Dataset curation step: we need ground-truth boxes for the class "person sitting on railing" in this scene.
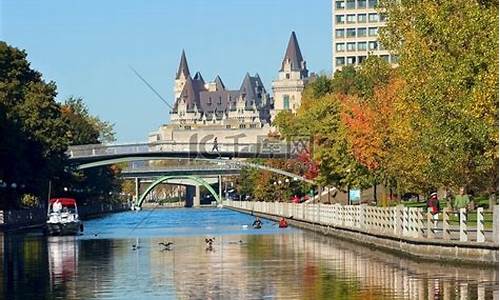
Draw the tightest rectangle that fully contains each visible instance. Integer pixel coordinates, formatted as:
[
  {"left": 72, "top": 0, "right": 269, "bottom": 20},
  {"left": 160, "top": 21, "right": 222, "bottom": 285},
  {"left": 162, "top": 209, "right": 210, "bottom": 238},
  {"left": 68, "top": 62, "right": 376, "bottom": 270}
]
[{"left": 427, "top": 192, "right": 440, "bottom": 227}]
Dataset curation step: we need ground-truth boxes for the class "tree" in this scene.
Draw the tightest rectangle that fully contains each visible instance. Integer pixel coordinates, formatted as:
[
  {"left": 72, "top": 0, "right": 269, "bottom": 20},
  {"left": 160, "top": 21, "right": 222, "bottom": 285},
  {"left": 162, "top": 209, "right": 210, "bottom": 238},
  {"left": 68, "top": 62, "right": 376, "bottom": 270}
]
[
  {"left": 0, "top": 42, "right": 120, "bottom": 208},
  {"left": 380, "top": 0, "right": 499, "bottom": 193},
  {"left": 61, "top": 98, "right": 120, "bottom": 203},
  {"left": 0, "top": 42, "right": 69, "bottom": 208}
]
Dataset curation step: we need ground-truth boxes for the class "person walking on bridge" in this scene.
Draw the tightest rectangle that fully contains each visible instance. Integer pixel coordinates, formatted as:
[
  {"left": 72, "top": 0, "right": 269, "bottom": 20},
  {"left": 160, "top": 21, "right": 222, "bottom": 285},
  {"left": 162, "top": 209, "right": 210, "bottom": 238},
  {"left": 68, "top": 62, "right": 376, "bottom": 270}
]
[
  {"left": 212, "top": 137, "right": 221, "bottom": 158},
  {"left": 212, "top": 137, "right": 219, "bottom": 152}
]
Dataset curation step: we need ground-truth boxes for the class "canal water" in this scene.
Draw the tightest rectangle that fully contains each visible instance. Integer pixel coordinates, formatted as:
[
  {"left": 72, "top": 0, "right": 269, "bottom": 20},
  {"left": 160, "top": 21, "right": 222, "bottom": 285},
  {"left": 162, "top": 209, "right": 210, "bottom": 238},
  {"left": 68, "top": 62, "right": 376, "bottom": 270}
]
[{"left": 0, "top": 208, "right": 498, "bottom": 299}]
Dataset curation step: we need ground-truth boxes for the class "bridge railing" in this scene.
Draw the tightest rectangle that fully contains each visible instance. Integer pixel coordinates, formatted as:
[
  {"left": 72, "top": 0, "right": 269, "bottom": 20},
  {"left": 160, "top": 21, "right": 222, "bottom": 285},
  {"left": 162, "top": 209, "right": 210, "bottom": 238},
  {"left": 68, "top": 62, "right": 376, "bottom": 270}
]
[
  {"left": 67, "top": 140, "right": 300, "bottom": 159},
  {"left": 121, "top": 163, "right": 242, "bottom": 173},
  {"left": 223, "top": 200, "right": 499, "bottom": 245}
]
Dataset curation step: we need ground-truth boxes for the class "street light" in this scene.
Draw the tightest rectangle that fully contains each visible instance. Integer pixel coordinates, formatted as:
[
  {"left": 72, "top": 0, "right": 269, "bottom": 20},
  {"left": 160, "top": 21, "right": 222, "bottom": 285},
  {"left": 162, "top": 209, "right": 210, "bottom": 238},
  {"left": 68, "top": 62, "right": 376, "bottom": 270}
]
[{"left": 63, "top": 187, "right": 68, "bottom": 192}]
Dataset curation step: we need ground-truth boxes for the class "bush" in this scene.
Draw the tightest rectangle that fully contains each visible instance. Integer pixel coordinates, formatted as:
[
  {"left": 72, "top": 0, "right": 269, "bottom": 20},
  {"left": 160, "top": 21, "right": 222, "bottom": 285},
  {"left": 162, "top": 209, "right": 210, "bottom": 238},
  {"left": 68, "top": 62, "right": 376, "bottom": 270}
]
[{"left": 21, "top": 194, "right": 39, "bottom": 208}]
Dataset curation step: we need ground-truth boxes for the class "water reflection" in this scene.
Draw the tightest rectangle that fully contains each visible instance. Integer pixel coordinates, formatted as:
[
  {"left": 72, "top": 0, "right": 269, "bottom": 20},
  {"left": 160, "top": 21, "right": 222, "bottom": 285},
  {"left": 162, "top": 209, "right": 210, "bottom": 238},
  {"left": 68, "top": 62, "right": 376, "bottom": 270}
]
[{"left": 0, "top": 209, "right": 498, "bottom": 299}]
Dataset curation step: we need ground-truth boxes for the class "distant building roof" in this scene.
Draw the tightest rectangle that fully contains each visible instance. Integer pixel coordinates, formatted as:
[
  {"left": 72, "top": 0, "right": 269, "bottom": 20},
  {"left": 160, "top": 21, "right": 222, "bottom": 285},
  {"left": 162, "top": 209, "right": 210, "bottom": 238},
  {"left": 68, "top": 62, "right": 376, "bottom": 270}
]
[
  {"left": 280, "top": 31, "right": 308, "bottom": 77},
  {"left": 176, "top": 50, "right": 190, "bottom": 79},
  {"left": 214, "top": 75, "right": 226, "bottom": 91},
  {"left": 193, "top": 71, "right": 204, "bottom": 82}
]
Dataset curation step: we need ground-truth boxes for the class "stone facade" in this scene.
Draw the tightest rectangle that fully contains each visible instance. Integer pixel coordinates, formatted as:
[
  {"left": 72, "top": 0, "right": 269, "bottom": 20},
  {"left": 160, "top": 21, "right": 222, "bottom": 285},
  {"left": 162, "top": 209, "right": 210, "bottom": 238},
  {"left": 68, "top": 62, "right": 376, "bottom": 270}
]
[{"left": 151, "top": 32, "right": 310, "bottom": 143}]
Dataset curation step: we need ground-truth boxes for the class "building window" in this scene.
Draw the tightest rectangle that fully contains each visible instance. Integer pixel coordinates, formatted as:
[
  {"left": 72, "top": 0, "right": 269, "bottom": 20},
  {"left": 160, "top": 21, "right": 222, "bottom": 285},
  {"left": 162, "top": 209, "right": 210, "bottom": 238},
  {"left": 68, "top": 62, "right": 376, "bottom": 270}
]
[
  {"left": 369, "top": 41, "right": 378, "bottom": 50},
  {"left": 369, "top": 13, "right": 379, "bottom": 22},
  {"left": 346, "top": 14, "right": 356, "bottom": 23},
  {"left": 346, "top": 28, "right": 356, "bottom": 38},
  {"left": 379, "top": 13, "right": 387, "bottom": 22},
  {"left": 346, "top": 0, "right": 355, "bottom": 9},
  {"left": 283, "top": 95, "right": 290, "bottom": 110},
  {"left": 368, "top": 27, "right": 378, "bottom": 36},
  {"left": 391, "top": 55, "right": 400, "bottom": 63},
  {"left": 380, "top": 55, "right": 390, "bottom": 62},
  {"left": 335, "top": 15, "right": 345, "bottom": 24},
  {"left": 286, "top": 73, "right": 290, "bottom": 79},
  {"left": 357, "top": 27, "right": 367, "bottom": 37},
  {"left": 368, "top": 0, "right": 378, "bottom": 8},
  {"left": 336, "top": 43, "right": 346, "bottom": 52},
  {"left": 335, "top": 0, "right": 345, "bottom": 9},
  {"left": 335, "top": 29, "right": 345, "bottom": 38},
  {"left": 358, "top": 42, "right": 367, "bottom": 51},
  {"left": 357, "top": 14, "right": 367, "bottom": 23},
  {"left": 347, "top": 56, "right": 356, "bottom": 65},
  {"left": 239, "top": 124, "right": 246, "bottom": 129},
  {"left": 358, "top": 56, "right": 367, "bottom": 64},
  {"left": 347, "top": 42, "right": 356, "bottom": 51},
  {"left": 379, "top": 42, "right": 385, "bottom": 50},
  {"left": 336, "top": 57, "right": 346, "bottom": 66},
  {"left": 357, "top": 0, "right": 367, "bottom": 8}
]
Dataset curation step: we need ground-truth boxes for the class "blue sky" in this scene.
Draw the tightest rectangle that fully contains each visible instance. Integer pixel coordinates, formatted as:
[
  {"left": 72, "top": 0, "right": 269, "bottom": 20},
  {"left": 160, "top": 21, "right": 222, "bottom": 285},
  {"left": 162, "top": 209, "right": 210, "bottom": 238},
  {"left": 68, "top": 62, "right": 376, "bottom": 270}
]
[{"left": 1, "top": 0, "right": 331, "bottom": 142}]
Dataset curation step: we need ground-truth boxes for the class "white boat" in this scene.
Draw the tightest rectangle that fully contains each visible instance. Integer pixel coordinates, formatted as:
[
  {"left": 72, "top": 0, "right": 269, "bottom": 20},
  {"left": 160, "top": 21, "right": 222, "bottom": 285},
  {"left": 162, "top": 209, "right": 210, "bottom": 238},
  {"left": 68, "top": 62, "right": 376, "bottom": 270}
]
[{"left": 46, "top": 198, "right": 83, "bottom": 236}]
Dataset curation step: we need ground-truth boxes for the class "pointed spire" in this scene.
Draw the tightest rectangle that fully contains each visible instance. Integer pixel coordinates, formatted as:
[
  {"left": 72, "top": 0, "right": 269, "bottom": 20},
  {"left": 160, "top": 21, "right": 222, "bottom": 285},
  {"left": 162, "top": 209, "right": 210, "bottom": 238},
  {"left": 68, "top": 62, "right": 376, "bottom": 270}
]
[
  {"left": 193, "top": 71, "right": 204, "bottom": 83},
  {"left": 280, "top": 31, "right": 307, "bottom": 75},
  {"left": 214, "top": 75, "right": 225, "bottom": 90},
  {"left": 176, "top": 50, "right": 190, "bottom": 79}
]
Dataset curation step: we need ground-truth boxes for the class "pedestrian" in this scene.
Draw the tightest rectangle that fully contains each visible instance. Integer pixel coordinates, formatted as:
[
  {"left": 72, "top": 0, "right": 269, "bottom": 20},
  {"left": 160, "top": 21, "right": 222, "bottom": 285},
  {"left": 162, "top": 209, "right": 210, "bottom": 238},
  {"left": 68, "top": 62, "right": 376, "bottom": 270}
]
[
  {"left": 453, "top": 187, "right": 470, "bottom": 212},
  {"left": 427, "top": 192, "right": 440, "bottom": 227},
  {"left": 212, "top": 137, "right": 219, "bottom": 152}
]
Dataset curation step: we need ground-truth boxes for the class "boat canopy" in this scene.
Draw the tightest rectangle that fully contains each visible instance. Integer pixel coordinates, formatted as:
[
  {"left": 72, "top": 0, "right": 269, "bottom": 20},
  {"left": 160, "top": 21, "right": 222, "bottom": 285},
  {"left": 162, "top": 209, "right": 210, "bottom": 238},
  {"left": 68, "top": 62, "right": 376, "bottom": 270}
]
[{"left": 49, "top": 198, "right": 77, "bottom": 206}]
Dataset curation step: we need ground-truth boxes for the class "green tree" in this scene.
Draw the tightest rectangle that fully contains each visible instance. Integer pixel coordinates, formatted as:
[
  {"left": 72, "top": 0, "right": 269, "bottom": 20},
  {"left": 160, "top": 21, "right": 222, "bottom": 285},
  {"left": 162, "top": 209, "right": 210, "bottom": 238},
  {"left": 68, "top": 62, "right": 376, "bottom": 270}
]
[
  {"left": 380, "top": 0, "right": 499, "bottom": 193},
  {"left": 61, "top": 98, "right": 120, "bottom": 203},
  {"left": 0, "top": 42, "right": 68, "bottom": 208}
]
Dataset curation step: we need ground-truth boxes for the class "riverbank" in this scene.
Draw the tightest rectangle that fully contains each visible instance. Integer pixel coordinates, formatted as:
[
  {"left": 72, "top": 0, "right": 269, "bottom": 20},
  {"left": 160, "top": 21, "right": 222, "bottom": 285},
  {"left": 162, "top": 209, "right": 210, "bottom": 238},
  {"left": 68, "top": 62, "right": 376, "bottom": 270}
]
[
  {"left": 224, "top": 201, "right": 499, "bottom": 267},
  {"left": 0, "top": 202, "right": 129, "bottom": 231}
]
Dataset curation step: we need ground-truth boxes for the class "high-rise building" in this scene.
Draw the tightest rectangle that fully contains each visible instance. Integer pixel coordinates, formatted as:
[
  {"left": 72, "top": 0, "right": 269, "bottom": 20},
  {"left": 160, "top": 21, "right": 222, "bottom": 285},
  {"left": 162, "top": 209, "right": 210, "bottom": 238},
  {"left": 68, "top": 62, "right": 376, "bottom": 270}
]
[{"left": 331, "top": 0, "right": 398, "bottom": 72}]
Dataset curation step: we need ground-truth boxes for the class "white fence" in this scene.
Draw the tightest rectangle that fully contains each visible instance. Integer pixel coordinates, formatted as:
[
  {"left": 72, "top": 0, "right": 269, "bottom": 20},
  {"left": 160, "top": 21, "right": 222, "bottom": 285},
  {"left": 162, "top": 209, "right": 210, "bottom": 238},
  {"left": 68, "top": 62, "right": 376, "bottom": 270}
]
[{"left": 223, "top": 200, "right": 498, "bottom": 244}]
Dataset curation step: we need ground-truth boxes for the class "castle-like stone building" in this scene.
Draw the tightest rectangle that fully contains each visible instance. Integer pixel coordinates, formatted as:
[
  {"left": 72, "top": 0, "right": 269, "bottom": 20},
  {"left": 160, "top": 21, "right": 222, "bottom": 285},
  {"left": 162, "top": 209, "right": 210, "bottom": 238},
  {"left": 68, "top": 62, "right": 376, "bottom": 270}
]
[
  {"left": 149, "top": 32, "right": 310, "bottom": 143},
  {"left": 170, "top": 50, "right": 272, "bottom": 129},
  {"left": 272, "top": 31, "right": 310, "bottom": 117}
]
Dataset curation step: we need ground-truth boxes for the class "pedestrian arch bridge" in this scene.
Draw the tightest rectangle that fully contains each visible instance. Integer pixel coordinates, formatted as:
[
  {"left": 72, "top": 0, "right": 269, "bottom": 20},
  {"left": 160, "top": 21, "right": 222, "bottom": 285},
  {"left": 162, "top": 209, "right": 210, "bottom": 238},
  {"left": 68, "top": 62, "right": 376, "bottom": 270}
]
[
  {"left": 137, "top": 175, "right": 220, "bottom": 208},
  {"left": 67, "top": 140, "right": 295, "bottom": 162}
]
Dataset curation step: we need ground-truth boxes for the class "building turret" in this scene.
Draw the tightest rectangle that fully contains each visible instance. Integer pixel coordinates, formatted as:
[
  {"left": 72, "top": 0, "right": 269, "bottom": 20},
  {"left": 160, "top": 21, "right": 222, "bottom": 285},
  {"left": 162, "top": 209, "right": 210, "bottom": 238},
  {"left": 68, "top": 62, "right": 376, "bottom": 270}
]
[
  {"left": 272, "top": 31, "right": 309, "bottom": 118},
  {"left": 174, "top": 50, "right": 191, "bottom": 100}
]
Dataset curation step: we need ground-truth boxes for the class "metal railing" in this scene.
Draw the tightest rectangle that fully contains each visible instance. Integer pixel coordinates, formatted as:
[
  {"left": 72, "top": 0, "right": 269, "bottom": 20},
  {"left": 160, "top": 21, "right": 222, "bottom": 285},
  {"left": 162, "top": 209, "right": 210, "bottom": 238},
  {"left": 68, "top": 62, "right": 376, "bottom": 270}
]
[{"left": 67, "top": 141, "right": 295, "bottom": 159}]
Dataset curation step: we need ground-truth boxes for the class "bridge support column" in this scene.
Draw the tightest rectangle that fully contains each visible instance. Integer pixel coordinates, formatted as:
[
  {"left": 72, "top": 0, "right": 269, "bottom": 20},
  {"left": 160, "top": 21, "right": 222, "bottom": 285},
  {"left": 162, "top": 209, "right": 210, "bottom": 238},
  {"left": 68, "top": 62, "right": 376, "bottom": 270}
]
[
  {"left": 218, "top": 175, "right": 222, "bottom": 203},
  {"left": 135, "top": 178, "right": 140, "bottom": 203},
  {"left": 194, "top": 185, "right": 200, "bottom": 207}
]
